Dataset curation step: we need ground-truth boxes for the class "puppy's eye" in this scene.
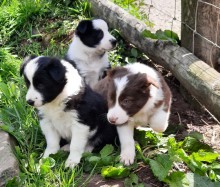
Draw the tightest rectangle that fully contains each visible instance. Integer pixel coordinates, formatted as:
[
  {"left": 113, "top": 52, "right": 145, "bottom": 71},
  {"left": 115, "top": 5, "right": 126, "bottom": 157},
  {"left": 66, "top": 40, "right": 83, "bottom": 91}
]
[
  {"left": 97, "top": 30, "right": 104, "bottom": 39},
  {"left": 37, "top": 83, "right": 44, "bottom": 90},
  {"left": 121, "top": 98, "right": 132, "bottom": 106},
  {"left": 24, "top": 78, "right": 30, "bottom": 88}
]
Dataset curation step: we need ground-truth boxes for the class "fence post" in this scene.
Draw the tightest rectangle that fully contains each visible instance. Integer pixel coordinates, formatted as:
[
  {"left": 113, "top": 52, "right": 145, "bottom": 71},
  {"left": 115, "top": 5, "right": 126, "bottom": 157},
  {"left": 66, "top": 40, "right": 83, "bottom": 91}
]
[{"left": 181, "top": 0, "right": 220, "bottom": 72}]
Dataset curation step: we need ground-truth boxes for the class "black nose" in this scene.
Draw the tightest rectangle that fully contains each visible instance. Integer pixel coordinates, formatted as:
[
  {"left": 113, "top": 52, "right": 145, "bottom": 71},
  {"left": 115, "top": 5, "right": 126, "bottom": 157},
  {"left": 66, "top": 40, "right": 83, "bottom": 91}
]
[
  {"left": 27, "top": 100, "right": 34, "bottom": 106},
  {"left": 110, "top": 39, "right": 117, "bottom": 47}
]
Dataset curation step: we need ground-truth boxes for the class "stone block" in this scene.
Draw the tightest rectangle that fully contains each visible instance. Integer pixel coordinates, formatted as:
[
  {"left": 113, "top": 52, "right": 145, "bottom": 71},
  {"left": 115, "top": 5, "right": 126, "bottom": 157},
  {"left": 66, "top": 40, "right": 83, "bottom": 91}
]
[{"left": 0, "top": 130, "right": 19, "bottom": 187}]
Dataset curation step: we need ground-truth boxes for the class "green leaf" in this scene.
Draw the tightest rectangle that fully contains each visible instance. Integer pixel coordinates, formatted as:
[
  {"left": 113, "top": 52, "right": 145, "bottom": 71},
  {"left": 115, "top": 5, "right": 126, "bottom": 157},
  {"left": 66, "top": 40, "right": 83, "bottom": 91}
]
[
  {"left": 149, "top": 154, "right": 173, "bottom": 181},
  {"left": 185, "top": 172, "right": 220, "bottom": 187},
  {"left": 164, "top": 30, "right": 179, "bottom": 41},
  {"left": 188, "top": 131, "right": 203, "bottom": 140},
  {"left": 141, "top": 30, "right": 157, "bottom": 39},
  {"left": 100, "top": 144, "right": 114, "bottom": 158},
  {"left": 192, "top": 151, "right": 219, "bottom": 163},
  {"left": 39, "top": 157, "right": 55, "bottom": 175},
  {"left": 181, "top": 137, "right": 213, "bottom": 153},
  {"left": 134, "top": 129, "right": 160, "bottom": 147},
  {"left": 164, "top": 171, "right": 189, "bottom": 187},
  {"left": 101, "top": 166, "right": 130, "bottom": 179},
  {"left": 131, "top": 48, "right": 138, "bottom": 58},
  {"left": 88, "top": 156, "right": 101, "bottom": 163},
  {"left": 124, "top": 173, "right": 144, "bottom": 187},
  {"left": 0, "top": 82, "right": 10, "bottom": 98}
]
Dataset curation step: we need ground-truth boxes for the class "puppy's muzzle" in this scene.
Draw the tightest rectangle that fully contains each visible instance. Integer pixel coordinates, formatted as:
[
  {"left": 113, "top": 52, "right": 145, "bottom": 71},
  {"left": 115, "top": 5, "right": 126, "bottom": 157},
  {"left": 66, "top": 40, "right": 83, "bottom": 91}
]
[{"left": 27, "top": 99, "right": 34, "bottom": 106}]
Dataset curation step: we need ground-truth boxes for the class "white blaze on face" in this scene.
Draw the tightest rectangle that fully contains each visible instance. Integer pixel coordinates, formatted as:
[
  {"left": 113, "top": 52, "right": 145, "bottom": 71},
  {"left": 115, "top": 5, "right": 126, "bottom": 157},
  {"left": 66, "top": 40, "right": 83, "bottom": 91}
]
[
  {"left": 24, "top": 58, "right": 44, "bottom": 107},
  {"left": 92, "top": 19, "right": 116, "bottom": 51},
  {"left": 107, "top": 76, "right": 130, "bottom": 125}
]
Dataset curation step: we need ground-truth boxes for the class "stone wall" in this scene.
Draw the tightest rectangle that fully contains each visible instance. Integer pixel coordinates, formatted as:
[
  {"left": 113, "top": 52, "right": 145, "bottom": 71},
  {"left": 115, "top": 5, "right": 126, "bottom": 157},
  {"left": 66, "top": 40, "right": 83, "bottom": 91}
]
[{"left": 181, "top": 0, "right": 220, "bottom": 72}]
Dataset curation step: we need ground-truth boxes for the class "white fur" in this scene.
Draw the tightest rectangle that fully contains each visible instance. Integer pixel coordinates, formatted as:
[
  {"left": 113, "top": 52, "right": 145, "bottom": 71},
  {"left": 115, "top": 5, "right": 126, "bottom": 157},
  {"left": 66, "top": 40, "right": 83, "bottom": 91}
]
[
  {"left": 116, "top": 125, "right": 135, "bottom": 165},
  {"left": 66, "top": 19, "right": 116, "bottom": 88},
  {"left": 107, "top": 76, "right": 129, "bottom": 124},
  {"left": 107, "top": 62, "right": 171, "bottom": 165},
  {"left": 24, "top": 59, "right": 94, "bottom": 168},
  {"left": 25, "top": 57, "right": 44, "bottom": 107}
]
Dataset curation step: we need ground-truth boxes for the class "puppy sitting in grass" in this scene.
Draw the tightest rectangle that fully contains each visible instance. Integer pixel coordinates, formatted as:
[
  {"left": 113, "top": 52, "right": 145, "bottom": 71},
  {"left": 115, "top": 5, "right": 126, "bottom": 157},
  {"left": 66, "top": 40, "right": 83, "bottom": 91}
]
[
  {"left": 20, "top": 55, "right": 118, "bottom": 168},
  {"left": 65, "top": 19, "right": 117, "bottom": 88},
  {"left": 94, "top": 62, "right": 172, "bottom": 165}
]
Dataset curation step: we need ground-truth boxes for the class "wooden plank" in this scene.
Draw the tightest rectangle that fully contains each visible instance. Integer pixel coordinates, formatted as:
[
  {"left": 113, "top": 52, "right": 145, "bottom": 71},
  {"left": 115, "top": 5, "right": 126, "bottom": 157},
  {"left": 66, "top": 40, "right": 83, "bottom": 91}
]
[{"left": 88, "top": 0, "right": 220, "bottom": 121}]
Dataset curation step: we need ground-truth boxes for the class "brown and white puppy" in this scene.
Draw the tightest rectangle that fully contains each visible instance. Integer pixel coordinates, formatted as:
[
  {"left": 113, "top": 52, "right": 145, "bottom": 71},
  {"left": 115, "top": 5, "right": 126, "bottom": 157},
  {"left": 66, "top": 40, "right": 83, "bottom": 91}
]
[{"left": 94, "top": 62, "right": 172, "bottom": 165}]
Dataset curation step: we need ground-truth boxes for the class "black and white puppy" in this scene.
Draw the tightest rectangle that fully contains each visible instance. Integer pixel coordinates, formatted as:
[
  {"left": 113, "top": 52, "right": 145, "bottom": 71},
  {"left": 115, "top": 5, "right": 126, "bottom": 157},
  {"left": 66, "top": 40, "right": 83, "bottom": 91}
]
[
  {"left": 65, "top": 19, "right": 117, "bottom": 88},
  {"left": 20, "top": 56, "right": 118, "bottom": 168}
]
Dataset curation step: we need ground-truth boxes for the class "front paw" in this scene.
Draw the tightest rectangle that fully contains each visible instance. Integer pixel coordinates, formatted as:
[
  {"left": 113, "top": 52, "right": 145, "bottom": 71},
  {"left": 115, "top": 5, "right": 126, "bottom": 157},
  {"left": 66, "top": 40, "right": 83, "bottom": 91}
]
[
  {"left": 65, "top": 155, "right": 81, "bottom": 169},
  {"left": 43, "top": 147, "right": 59, "bottom": 158},
  {"left": 120, "top": 149, "right": 135, "bottom": 166}
]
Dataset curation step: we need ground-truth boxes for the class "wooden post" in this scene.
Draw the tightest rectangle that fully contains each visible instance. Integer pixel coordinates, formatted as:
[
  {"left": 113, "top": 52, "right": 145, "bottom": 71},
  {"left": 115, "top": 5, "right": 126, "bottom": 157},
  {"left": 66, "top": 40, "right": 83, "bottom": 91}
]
[{"left": 181, "top": 0, "right": 220, "bottom": 71}]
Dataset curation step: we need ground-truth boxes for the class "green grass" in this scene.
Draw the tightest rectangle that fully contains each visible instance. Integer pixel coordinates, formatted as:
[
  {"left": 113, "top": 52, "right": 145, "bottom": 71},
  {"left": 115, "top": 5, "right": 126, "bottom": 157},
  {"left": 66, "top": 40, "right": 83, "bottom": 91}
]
[{"left": 0, "top": 0, "right": 220, "bottom": 186}]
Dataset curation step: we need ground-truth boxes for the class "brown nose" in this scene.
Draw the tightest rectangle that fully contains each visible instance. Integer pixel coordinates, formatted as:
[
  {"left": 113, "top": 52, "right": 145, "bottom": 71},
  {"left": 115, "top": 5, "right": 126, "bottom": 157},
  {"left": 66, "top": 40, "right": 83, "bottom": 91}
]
[{"left": 108, "top": 117, "right": 118, "bottom": 124}]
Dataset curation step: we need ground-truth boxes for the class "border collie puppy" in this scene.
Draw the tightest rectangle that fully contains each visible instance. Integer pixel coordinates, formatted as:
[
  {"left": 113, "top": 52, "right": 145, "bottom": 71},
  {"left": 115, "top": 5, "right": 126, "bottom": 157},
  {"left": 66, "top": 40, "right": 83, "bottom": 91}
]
[
  {"left": 65, "top": 19, "right": 117, "bottom": 88},
  {"left": 20, "top": 56, "right": 118, "bottom": 168},
  {"left": 94, "top": 62, "right": 172, "bottom": 165}
]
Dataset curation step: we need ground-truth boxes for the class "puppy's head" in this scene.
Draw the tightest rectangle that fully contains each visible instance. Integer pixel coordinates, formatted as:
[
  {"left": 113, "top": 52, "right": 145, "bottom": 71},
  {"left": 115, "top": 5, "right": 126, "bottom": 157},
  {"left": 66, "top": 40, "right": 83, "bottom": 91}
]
[
  {"left": 20, "top": 56, "right": 67, "bottom": 107},
  {"left": 75, "top": 19, "right": 117, "bottom": 53},
  {"left": 107, "top": 68, "right": 159, "bottom": 125}
]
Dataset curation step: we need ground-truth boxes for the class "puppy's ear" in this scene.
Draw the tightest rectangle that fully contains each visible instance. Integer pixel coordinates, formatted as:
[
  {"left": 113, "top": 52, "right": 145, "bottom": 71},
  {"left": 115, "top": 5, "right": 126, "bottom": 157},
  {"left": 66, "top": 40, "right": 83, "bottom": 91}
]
[
  {"left": 146, "top": 75, "right": 159, "bottom": 88},
  {"left": 47, "top": 58, "right": 66, "bottom": 83},
  {"left": 76, "top": 20, "right": 89, "bottom": 34},
  {"left": 107, "top": 67, "right": 129, "bottom": 78},
  {"left": 20, "top": 55, "right": 37, "bottom": 76}
]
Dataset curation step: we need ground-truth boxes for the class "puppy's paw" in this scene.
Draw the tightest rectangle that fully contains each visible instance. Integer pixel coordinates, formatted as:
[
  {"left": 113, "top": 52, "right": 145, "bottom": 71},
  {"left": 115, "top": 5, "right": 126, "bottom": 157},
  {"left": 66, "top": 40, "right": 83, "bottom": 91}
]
[
  {"left": 60, "top": 144, "right": 70, "bottom": 152},
  {"left": 120, "top": 149, "right": 135, "bottom": 166},
  {"left": 43, "top": 147, "right": 59, "bottom": 158},
  {"left": 65, "top": 155, "right": 81, "bottom": 169}
]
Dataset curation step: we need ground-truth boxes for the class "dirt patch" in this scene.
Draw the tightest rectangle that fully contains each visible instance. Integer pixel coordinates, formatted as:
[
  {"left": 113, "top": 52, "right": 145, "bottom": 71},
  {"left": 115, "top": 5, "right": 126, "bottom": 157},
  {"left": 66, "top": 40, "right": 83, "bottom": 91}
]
[{"left": 150, "top": 61, "right": 220, "bottom": 155}]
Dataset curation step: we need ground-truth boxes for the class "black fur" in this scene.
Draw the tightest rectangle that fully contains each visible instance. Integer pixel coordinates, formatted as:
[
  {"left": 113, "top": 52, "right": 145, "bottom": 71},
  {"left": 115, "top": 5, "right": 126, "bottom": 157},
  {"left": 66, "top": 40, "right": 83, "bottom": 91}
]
[
  {"left": 21, "top": 56, "right": 118, "bottom": 151},
  {"left": 65, "top": 86, "right": 118, "bottom": 150},
  {"left": 75, "top": 19, "right": 104, "bottom": 48},
  {"left": 22, "top": 56, "right": 67, "bottom": 105}
]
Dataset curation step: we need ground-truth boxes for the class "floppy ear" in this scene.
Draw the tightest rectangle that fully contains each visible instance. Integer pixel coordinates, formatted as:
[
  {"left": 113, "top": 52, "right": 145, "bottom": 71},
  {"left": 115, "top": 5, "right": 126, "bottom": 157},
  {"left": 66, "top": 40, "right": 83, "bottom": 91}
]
[
  {"left": 47, "top": 58, "right": 66, "bottom": 83},
  {"left": 20, "top": 55, "right": 37, "bottom": 76},
  {"left": 146, "top": 75, "right": 159, "bottom": 88},
  {"left": 107, "top": 67, "right": 128, "bottom": 78},
  {"left": 76, "top": 20, "right": 89, "bottom": 34}
]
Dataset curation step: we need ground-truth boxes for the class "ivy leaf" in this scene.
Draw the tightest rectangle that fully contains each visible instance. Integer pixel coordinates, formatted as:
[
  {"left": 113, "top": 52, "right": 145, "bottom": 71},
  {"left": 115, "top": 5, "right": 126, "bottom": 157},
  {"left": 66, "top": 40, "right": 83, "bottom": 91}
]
[
  {"left": 131, "top": 48, "right": 138, "bottom": 58},
  {"left": 101, "top": 166, "right": 130, "bottom": 179},
  {"left": 149, "top": 154, "right": 173, "bottom": 181},
  {"left": 100, "top": 144, "right": 114, "bottom": 158},
  {"left": 164, "top": 171, "right": 189, "bottom": 187},
  {"left": 141, "top": 30, "right": 157, "bottom": 39}
]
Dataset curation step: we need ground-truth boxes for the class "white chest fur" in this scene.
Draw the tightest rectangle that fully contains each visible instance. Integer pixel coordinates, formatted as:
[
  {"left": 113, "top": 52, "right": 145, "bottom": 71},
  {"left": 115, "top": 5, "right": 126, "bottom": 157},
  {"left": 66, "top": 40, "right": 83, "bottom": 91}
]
[{"left": 39, "top": 103, "right": 78, "bottom": 140}]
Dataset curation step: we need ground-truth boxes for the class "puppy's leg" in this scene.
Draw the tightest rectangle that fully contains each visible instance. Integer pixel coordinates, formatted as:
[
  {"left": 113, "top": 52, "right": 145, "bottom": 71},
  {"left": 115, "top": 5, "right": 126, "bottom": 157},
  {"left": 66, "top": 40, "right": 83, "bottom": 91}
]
[
  {"left": 40, "top": 120, "right": 60, "bottom": 158},
  {"left": 117, "top": 124, "right": 135, "bottom": 165},
  {"left": 65, "top": 123, "right": 90, "bottom": 169},
  {"left": 149, "top": 108, "right": 170, "bottom": 132}
]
